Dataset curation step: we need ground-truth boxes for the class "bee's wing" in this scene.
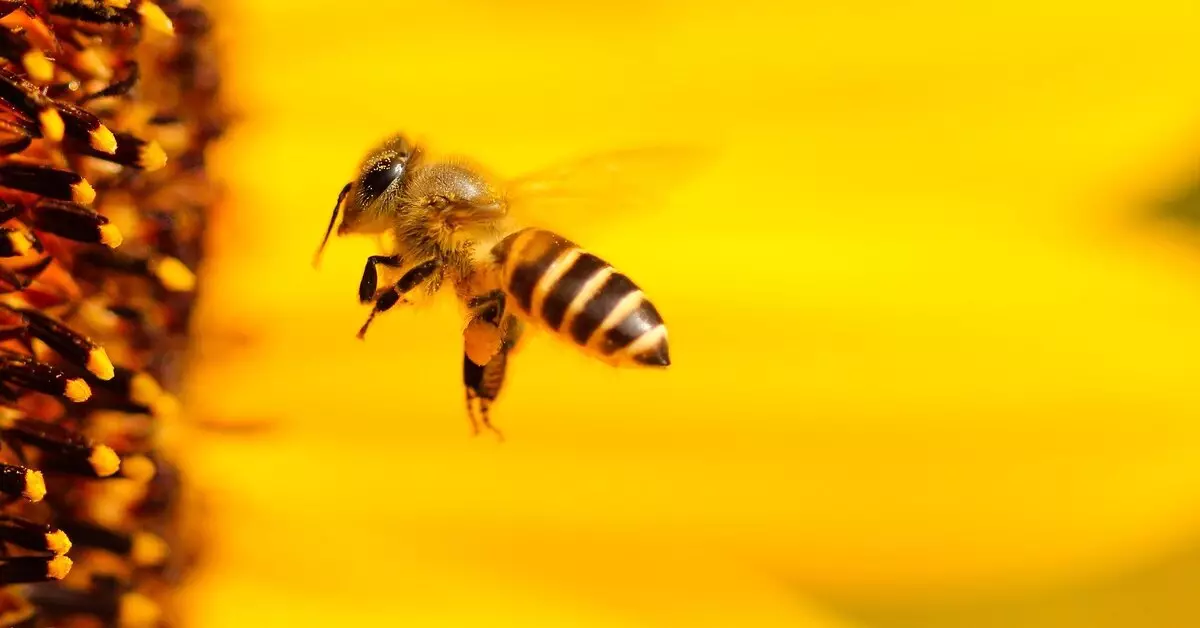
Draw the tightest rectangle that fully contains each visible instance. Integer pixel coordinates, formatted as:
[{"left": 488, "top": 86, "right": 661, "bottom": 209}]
[{"left": 500, "top": 145, "right": 712, "bottom": 237}]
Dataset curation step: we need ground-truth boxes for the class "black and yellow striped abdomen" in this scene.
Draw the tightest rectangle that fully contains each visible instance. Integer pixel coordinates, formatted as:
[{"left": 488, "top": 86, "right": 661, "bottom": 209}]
[{"left": 491, "top": 228, "right": 669, "bottom": 367}]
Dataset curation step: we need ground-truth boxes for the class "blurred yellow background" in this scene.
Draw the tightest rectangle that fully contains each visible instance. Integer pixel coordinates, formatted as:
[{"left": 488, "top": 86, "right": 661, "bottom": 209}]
[{"left": 173, "top": 0, "right": 1200, "bottom": 626}]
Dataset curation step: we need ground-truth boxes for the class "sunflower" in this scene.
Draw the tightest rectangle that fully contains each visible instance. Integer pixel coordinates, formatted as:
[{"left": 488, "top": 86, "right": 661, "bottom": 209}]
[{"left": 0, "top": 1, "right": 224, "bottom": 626}]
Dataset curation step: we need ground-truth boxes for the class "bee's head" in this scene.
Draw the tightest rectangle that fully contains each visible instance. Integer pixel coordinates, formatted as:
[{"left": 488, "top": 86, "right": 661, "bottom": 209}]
[
  {"left": 341, "top": 133, "right": 419, "bottom": 233},
  {"left": 314, "top": 133, "right": 419, "bottom": 267}
]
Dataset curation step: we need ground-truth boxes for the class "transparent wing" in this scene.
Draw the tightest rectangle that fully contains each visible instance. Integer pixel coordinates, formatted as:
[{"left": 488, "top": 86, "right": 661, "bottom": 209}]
[{"left": 500, "top": 145, "right": 713, "bottom": 238}]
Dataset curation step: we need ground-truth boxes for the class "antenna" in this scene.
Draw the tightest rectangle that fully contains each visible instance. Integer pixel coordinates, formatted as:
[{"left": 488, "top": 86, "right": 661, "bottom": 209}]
[{"left": 313, "top": 182, "right": 351, "bottom": 268}]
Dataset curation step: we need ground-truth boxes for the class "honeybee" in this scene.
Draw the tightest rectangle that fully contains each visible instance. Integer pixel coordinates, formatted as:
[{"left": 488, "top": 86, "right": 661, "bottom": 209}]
[{"left": 313, "top": 133, "right": 691, "bottom": 438}]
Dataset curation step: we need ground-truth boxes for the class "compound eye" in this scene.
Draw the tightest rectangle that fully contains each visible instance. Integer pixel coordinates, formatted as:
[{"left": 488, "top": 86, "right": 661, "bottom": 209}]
[{"left": 358, "top": 158, "right": 407, "bottom": 204}]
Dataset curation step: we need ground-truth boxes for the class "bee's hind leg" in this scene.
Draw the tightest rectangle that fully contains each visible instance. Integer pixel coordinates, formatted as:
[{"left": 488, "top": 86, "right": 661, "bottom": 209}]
[
  {"left": 463, "top": 290, "right": 505, "bottom": 366},
  {"left": 463, "top": 356, "right": 497, "bottom": 439},
  {"left": 462, "top": 314, "right": 524, "bottom": 440}
]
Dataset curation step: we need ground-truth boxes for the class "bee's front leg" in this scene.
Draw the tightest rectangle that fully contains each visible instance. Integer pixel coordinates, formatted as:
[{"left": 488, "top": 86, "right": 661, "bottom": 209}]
[
  {"left": 463, "top": 314, "right": 524, "bottom": 440},
  {"left": 358, "top": 254, "right": 402, "bottom": 303},
  {"left": 356, "top": 259, "right": 442, "bottom": 339}
]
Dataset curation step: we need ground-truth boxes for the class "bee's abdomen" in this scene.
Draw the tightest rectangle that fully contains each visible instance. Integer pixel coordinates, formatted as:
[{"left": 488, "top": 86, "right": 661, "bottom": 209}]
[{"left": 493, "top": 228, "right": 669, "bottom": 367}]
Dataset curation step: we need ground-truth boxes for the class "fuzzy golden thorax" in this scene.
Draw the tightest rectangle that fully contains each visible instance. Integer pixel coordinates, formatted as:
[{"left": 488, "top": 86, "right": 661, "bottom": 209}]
[{"left": 342, "top": 155, "right": 511, "bottom": 270}]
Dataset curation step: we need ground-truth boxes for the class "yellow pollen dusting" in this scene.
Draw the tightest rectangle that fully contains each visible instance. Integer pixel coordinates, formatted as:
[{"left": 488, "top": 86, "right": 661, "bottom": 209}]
[
  {"left": 139, "top": 141, "right": 168, "bottom": 171},
  {"left": 89, "top": 445, "right": 120, "bottom": 477},
  {"left": 6, "top": 231, "right": 32, "bottom": 255},
  {"left": 64, "top": 378, "right": 92, "bottom": 402},
  {"left": 103, "top": 0, "right": 131, "bottom": 8},
  {"left": 78, "top": 298, "right": 120, "bottom": 333},
  {"left": 72, "top": 179, "right": 96, "bottom": 205},
  {"left": 120, "top": 592, "right": 162, "bottom": 627},
  {"left": 150, "top": 256, "right": 196, "bottom": 292},
  {"left": 46, "top": 529, "right": 71, "bottom": 555},
  {"left": 131, "top": 532, "right": 169, "bottom": 566},
  {"left": 150, "top": 393, "right": 180, "bottom": 420},
  {"left": 121, "top": 454, "right": 157, "bottom": 483},
  {"left": 21, "top": 50, "right": 53, "bottom": 82},
  {"left": 139, "top": 2, "right": 174, "bottom": 36},
  {"left": 87, "top": 482, "right": 143, "bottom": 528},
  {"left": 38, "top": 109, "right": 63, "bottom": 142},
  {"left": 87, "top": 347, "right": 115, "bottom": 380},
  {"left": 99, "top": 223, "right": 123, "bottom": 248},
  {"left": 0, "top": 294, "right": 28, "bottom": 310},
  {"left": 91, "top": 125, "right": 117, "bottom": 154},
  {"left": 22, "top": 469, "right": 44, "bottom": 502},
  {"left": 75, "top": 48, "right": 112, "bottom": 81},
  {"left": 130, "top": 372, "right": 162, "bottom": 406},
  {"left": 47, "top": 555, "right": 72, "bottom": 580}
]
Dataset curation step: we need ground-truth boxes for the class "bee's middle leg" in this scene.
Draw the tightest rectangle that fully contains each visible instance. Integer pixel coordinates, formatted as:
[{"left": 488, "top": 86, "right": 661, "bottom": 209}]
[{"left": 356, "top": 259, "right": 442, "bottom": 339}]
